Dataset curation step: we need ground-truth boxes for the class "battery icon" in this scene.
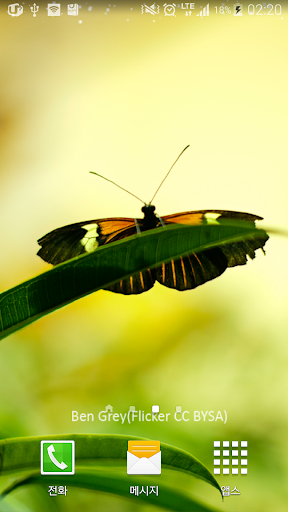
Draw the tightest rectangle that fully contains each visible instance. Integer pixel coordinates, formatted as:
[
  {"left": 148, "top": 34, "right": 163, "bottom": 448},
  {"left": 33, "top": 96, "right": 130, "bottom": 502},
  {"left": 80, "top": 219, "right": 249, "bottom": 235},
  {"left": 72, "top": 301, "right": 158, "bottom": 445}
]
[{"left": 233, "top": 3, "right": 243, "bottom": 16}]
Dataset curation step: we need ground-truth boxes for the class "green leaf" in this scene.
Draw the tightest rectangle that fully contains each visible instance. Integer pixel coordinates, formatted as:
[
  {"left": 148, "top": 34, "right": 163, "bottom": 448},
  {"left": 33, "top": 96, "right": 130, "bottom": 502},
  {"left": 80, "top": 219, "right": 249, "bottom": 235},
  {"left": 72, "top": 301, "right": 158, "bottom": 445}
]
[
  {"left": 1, "top": 469, "right": 222, "bottom": 512},
  {"left": 0, "top": 222, "right": 268, "bottom": 340},
  {"left": 0, "top": 435, "right": 222, "bottom": 511}
]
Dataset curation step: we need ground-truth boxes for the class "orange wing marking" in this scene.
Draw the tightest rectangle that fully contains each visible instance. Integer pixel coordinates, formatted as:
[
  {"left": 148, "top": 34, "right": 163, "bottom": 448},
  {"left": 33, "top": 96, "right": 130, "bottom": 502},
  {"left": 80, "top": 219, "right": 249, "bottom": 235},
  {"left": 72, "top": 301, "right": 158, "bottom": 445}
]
[
  {"left": 162, "top": 263, "right": 165, "bottom": 283},
  {"left": 180, "top": 257, "right": 187, "bottom": 288},
  {"left": 187, "top": 254, "right": 197, "bottom": 283},
  {"left": 171, "top": 259, "right": 177, "bottom": 287},
  {"left": 130, "top": 276, "right": 133, "bottom": 292},
  {"left": 148, "top": 269, "right": 153, "bottom": 284},
  {"left": 193, "top": 253, "right": 207, "bottom": 278},
  {"left": 139, "top": 271, "right": 144, "bottom": 289},
  {"left": 163, "top": 212, "right": 203, "bottom": 225}
]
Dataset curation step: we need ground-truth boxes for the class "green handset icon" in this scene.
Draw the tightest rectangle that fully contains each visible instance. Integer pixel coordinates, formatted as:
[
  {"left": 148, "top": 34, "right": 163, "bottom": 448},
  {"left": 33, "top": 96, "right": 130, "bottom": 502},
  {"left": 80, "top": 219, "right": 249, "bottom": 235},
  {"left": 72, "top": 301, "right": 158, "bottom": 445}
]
[
  {"left": 41, "top": 440, "right": 75, "bottom": 475},
  {"left": 47, "top": 444, "right": 68, "bottom": 470}
]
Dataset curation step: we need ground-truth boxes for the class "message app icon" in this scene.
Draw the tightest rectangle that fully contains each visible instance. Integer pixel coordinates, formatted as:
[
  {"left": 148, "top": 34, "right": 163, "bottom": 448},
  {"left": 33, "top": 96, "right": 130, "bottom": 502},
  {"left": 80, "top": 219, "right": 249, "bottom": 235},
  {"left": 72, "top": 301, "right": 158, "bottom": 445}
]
[
  {"left": 41, "top": 440, "right": 75, "bottom": 475},
  {"left": 127, "top": 440, "right": 161, "bottom": 475}
]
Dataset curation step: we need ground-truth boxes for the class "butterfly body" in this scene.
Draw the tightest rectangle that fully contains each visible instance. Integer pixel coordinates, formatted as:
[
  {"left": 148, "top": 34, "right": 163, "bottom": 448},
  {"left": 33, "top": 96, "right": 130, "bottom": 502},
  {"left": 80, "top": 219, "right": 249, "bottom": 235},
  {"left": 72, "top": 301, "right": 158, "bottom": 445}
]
[
  {"left": 140, "top": 205, "right": 159, "bottom": 230},
  {"left": 37, "top": 206, "right": 268, "bottom": 295}
]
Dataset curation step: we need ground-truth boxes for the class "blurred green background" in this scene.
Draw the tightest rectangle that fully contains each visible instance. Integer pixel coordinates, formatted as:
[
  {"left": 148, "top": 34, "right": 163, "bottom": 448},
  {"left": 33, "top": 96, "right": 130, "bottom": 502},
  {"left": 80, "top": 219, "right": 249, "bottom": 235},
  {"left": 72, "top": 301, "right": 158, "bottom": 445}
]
[{"left": 0, "top": 2, "right": 288, "bottom": 511}]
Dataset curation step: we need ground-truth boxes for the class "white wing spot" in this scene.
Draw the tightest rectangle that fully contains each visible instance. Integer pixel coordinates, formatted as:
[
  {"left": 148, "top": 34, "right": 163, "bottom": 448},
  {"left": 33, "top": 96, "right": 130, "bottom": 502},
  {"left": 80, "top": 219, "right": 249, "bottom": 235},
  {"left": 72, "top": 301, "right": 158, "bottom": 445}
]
[
  {"left": 80, "top": 223, "right": 99, "bottom": 252},
  {"left": 204, "top": 213, "right": 221, "bottom": 225}
]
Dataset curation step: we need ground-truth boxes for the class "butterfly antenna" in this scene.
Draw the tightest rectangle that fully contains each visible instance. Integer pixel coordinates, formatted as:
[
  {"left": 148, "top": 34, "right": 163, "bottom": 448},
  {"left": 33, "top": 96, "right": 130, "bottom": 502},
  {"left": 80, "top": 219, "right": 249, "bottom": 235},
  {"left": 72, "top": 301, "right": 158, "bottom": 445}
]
[
  {"left": 90, "top": 172, "right": 145, "bottom": 205},
  {"left": 149, "top": 145, "right": 190, "bottom": 204}
]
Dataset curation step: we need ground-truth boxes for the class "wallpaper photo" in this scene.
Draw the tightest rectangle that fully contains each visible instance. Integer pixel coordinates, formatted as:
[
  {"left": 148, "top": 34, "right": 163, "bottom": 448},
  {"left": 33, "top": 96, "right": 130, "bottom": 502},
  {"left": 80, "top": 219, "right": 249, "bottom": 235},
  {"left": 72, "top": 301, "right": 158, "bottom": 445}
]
[{"left": 0, "top": 1, "right": 288, "bottom": 511}]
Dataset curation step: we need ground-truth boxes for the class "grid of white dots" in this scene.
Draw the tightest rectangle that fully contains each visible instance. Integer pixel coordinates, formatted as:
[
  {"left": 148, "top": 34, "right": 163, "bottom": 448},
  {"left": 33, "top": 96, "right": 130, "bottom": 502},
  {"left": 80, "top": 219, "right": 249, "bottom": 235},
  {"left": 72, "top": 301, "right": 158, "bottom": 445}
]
[{"left": 213, "top": 441, "right": 248, "bottom": 475}]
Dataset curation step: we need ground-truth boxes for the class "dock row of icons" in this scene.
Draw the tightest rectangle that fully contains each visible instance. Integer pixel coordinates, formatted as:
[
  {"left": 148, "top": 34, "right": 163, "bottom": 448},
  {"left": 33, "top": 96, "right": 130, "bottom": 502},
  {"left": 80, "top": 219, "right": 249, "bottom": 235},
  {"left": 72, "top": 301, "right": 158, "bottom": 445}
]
[
  {"left": 7, "top": 3, "right": 79, "bottom": 17},
  {"left": 141, "top": 3, "right": 243, "bottom": 16},
  {"left": 40, "top": 438, "right": 249, "bottom": 476}
]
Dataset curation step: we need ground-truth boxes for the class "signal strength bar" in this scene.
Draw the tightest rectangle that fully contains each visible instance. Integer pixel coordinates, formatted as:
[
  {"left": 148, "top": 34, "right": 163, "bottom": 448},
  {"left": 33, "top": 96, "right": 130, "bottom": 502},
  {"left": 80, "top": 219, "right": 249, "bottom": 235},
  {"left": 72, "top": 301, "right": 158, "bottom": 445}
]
[{"left": 196, "top": 3, "right": 209, "bottom": 16}]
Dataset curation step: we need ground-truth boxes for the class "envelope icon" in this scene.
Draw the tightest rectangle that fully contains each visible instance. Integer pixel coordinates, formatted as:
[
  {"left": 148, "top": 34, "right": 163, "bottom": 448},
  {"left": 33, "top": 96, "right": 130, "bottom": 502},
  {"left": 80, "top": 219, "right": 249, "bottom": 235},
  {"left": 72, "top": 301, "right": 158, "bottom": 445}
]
[{"left": 127, "top": 441, "right": 161, "bottom": 475}]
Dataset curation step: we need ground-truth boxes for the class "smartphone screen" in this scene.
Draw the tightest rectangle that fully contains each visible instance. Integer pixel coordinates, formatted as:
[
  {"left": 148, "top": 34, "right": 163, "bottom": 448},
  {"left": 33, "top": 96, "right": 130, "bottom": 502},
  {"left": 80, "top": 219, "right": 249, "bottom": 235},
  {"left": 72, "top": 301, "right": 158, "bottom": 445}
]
[{"left": 1, "top": 2, "right": 287, "bottom": 511}]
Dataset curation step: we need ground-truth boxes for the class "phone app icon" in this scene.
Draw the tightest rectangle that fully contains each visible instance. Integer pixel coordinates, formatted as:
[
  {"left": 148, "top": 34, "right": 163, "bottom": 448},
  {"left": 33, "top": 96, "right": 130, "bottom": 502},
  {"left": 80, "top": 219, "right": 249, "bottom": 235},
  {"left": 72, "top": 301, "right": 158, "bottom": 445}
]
[
  {"left": 127, "top": 441, "right": 161, "bottom": 475},
  {"left": 41, "top": 440, "right": 75, "bottom": 475}
]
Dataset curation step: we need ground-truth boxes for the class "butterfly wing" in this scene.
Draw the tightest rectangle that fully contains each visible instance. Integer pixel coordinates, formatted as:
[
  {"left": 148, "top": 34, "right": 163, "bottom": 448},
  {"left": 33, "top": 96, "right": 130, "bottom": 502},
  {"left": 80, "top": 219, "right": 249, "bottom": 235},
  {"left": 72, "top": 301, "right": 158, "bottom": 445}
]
[
  {"left": 105, "top": 268, "right": 156, "bottom": 294},
  {"left": 155, "top": 249, "right": 228, "bottom": 291},
  {"left": 37, "top": 218, "right": 138, "bottom": 265},
  {"left": 154, "top": 210, "right": 268, "bottom": 291},
  {"left": 161, "top": 209, "right": 263, "bottom": 223},
  {"left": 37, "top": 217, "right": 157, "bottom": 294}
]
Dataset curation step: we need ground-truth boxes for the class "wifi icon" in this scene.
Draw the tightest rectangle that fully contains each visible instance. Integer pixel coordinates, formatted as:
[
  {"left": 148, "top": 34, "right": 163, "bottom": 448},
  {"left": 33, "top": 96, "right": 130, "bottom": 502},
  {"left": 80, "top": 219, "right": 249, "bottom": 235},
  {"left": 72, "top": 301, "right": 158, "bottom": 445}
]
[{"left": 47, "top": 3, "right": 61, "bottom": 16}]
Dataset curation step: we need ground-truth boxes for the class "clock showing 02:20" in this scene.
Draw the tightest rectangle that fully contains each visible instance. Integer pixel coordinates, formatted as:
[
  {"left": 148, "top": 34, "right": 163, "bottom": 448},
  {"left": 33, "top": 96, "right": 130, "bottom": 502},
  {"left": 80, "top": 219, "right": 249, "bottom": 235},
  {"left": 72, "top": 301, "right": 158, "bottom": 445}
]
[{"left": 248, "top": 3, "right": 282, "bottom": 15}]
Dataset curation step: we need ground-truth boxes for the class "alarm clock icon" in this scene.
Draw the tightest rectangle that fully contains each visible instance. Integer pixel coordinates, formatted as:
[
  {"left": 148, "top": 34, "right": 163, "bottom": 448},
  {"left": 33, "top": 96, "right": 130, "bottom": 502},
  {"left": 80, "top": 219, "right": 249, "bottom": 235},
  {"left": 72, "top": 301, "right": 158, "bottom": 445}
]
[{"left": 163, "top": 3, "right": 176, "bottom": 16}]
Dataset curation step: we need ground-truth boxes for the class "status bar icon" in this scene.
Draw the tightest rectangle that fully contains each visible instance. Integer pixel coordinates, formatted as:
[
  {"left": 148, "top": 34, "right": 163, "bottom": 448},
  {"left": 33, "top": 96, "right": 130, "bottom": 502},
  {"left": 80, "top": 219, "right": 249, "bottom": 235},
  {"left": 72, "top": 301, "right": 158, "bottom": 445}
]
[
  {"left": 8, "top": 3, "right": 23, "bottom": 16},
  {"left": 141, "top": 3, "right": 160, "bottom": 15},
  {"left": 233, "top": 3, "right": 243, "bottom": 16},
  {"left": 30, "top": 3, "right": 39, "bottom": 17},
  {"left": 196, "top": 3, "right": 209, "bottom": 17},
  {"left": 67, "top": 4, "right": 78, "bottom": 16},
  {"left": 163, "top": 3, "right": 176, "bottom": 16},
  {"left": 47, "top": 3, "right": 61, "bottom": 16}
]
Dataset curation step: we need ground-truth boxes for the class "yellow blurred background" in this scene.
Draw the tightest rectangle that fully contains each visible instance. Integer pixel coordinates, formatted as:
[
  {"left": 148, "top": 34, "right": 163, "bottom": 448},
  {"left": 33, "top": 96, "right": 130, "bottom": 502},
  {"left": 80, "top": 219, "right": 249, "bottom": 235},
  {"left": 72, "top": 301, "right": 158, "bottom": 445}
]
[{"left": 0, "top": 2, "right": 288, "bottom": 511}]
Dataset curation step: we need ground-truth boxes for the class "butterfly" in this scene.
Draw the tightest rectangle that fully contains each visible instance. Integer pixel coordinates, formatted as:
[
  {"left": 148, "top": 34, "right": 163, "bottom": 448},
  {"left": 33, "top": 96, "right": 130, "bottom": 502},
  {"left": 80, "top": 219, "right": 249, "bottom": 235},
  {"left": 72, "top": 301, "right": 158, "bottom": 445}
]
[{"left": 37, "top": 147, "right": 268, "bottom": 295}]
